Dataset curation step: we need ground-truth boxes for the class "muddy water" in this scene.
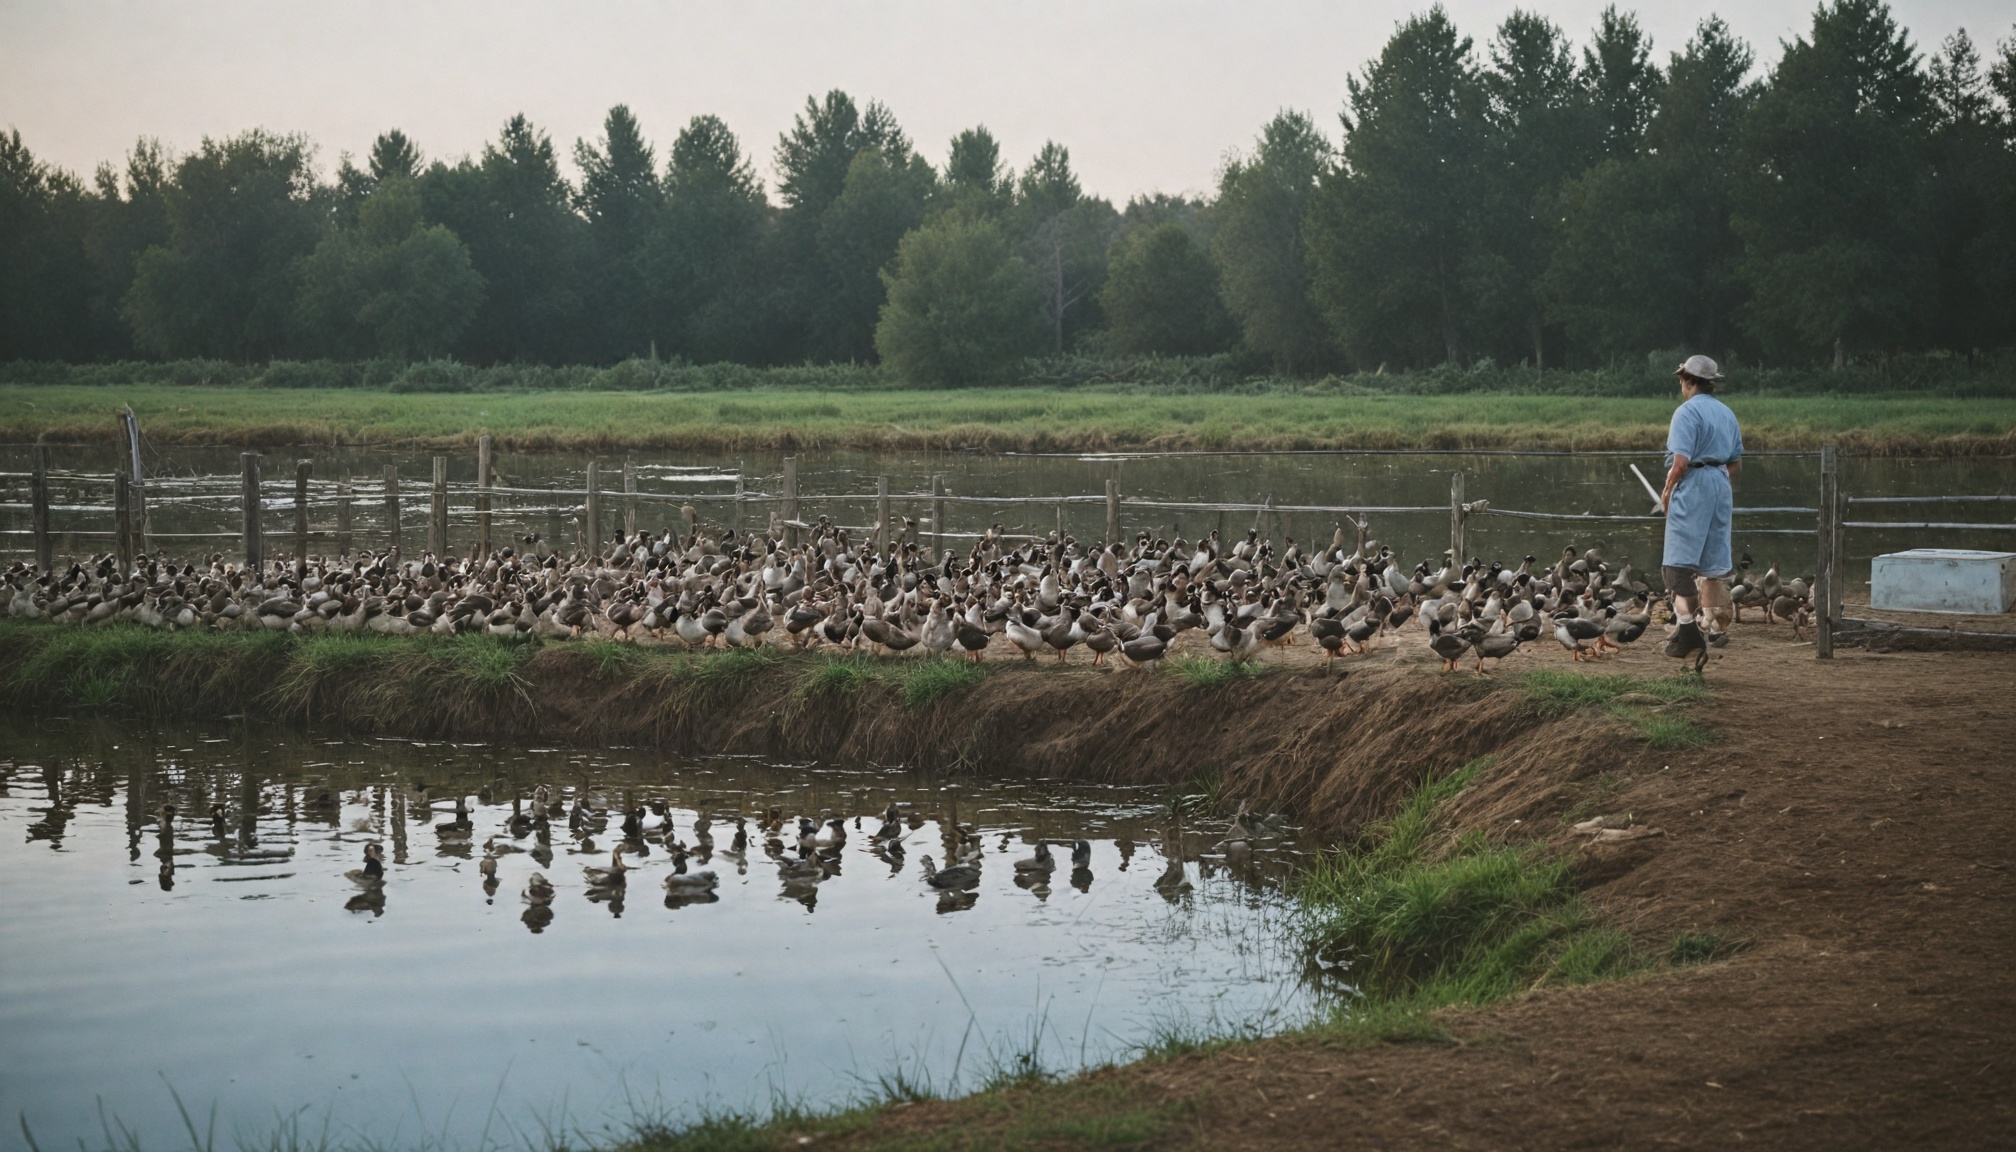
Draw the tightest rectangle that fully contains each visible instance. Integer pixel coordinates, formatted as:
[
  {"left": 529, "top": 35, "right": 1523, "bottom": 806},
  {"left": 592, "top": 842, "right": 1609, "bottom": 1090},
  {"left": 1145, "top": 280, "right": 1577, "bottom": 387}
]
[
  {"left": 6, "top": 445, "right": 2011, "bottom": 592},
  {"left": 0, "top": 716, "right": 1311, "bottom": 1151}
]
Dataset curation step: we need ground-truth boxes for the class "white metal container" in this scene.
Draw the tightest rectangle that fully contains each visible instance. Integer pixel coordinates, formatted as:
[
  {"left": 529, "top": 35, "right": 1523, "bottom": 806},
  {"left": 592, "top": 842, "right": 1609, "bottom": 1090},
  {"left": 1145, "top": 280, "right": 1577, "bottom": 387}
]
[{"left": 1870, "top": 549, "right": 2016, "bottom": 615}]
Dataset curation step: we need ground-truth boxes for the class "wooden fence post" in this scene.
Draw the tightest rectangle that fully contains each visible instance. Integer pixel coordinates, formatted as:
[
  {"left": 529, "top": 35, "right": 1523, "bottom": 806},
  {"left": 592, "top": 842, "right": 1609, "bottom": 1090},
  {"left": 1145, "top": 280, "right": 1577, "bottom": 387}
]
[
  {"left": 1817, "top": 446, "right": 1838, "bottom": 660},
  {"left": 119, "top": 406, "right": 148, "bottom": 556},
  {"left": 1449, "top": 471, "right": 1467, "bottom": 563},
  {"left": 546, "top": 505, "right": 562, "bottom": 559},
  {"left": 114, "top": 473, "right": 134, "bottom": 572},
  {"left": 1056, "top": 499, "right": 1065, "bottom": 544},
  {"left": 732, "top": 471, "right": 745, "bottom": 536},
  {"left": 336, "top": 482, "right": 353, "bottom": 557},
  {"left": 622, "top": 459, "right": 636, "bottom": 541},
  {"left": 876, "top": 475, "right": 892, "bottom": 559},
  {"left": 383, "top": 464, "right": 401, "bottom": 555},
  {"left": 584, "top": 460, "right": 601, "bottom": 557},
  {"left": 30, "top": 444, "right": 52, "bottom": 570},
  {"left": 476, "top": 434, "right": 493, "bottom": 560},
  {"left": 430, "top": 456, "right": 448, "bottom": 557},
  {"left": 931, "top": 474, "right": 945, "bottom": 556},
  {"left": 241, "top": 452, "right": 263, "bottom": 571},
  {"left": 1105, "top": 477, "right": 1120, "bottom": 547},
  {"left": 781, "top": 456, "right": 799, "bottom": 548},
  {"left": 294, "top": 459, "right": 312, "bottom": 575}
]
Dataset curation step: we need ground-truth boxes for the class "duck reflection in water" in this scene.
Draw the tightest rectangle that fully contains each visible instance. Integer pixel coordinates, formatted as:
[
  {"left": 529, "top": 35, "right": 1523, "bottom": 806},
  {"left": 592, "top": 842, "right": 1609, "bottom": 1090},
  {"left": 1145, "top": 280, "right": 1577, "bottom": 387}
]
[
  {"left": 155, "top": 804, "right": 177, "bottom": 889},
  {"left": 1070, "top": 839, "right": 1095, "bottom": 893}
]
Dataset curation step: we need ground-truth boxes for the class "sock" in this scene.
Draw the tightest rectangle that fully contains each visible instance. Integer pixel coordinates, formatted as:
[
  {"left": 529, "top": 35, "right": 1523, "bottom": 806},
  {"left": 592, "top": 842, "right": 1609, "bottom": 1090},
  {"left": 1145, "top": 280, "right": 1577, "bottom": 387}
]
[{"left": 1676, "top": 614, "right": 1695, "bottom": 624}]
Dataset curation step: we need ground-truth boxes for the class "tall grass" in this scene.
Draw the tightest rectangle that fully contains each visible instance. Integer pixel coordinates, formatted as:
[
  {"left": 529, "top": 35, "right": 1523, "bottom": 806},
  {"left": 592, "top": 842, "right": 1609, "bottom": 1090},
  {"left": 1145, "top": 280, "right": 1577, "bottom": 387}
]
[
  {"left": 1166, "top": 654, "right": 1271, "bottom": 689},
  {"left": 1298, "top": 759, "right": 1647, "bottom": 1046},
  {"left": 795, "top": 652, "right": 992, "bottom": 707}
]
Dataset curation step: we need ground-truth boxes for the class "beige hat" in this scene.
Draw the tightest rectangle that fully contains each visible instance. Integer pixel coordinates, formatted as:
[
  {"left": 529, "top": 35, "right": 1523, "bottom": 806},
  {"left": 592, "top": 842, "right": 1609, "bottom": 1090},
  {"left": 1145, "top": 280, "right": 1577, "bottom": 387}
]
[{"left": 1674, "top": 354, "right": 1724, "bottom": 382}]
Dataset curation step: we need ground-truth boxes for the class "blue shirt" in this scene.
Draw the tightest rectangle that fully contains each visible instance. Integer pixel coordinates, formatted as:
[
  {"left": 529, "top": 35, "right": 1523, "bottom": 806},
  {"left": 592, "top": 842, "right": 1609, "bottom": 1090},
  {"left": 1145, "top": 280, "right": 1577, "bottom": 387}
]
[{"left": 1664, "top": 394, "right": 1743, "bottom": 471}]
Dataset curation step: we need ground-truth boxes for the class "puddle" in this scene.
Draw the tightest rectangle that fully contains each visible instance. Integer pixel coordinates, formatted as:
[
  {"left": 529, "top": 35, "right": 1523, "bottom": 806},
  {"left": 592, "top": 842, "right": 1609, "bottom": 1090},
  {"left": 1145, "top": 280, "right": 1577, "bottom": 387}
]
[{"left": 0, "top": 717, "right": 1316, "bottom": 1150}]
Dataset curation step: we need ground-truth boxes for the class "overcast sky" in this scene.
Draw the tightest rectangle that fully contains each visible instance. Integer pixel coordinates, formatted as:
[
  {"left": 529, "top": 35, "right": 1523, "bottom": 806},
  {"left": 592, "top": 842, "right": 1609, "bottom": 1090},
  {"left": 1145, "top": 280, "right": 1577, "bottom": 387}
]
[{"left": 4, "top": 0, "right": 2009, "bottom": 202}]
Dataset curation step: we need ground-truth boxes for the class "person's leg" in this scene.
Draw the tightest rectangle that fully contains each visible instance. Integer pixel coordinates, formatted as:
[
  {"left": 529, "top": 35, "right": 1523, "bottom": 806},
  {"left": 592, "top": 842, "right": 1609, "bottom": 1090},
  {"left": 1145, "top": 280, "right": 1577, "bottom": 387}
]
[
  {"left": 1699, "top": 574, "right": 1733, "bottom": 645},
  {"left": 1662, "top": 565, "right": 1706, "bottom": 656}
]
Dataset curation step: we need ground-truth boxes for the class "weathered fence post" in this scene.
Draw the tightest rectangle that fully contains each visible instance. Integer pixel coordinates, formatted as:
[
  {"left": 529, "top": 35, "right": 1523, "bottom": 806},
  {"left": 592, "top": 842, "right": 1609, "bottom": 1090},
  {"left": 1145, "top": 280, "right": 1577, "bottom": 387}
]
[
  {"left": 119, "top": 406, "right": 147, "bottom": 555},
  {"left": 336, "top": 482, "right": 353, "bottom": 557},
  {"left": 475, "top": 434, "right": 493, "bottom": 560},
  {"left": 241, "top": 452, "right": 263, "bottom": 571},
  {"left": 931, "top": 474, "right": 945, "bottom": 556},
  {"left": 584, "top": 460, "right": 601, "bottom": 557},
  {"left": 1105, "top": 477, "right": 1120, "bottom": 546},
  {"left": 781, "top": 456, "right": 799, "bottom": 548},
  {"left": 876, "top": 475, "right": 892, "bottom": 559},
  {"left": 294, "top": 459, "right": 312, "bottom": 576},
  {"left": 114, "top": 473, "right": 134, "bottom": 572},
  {"left": 30, "top": 444, "right": 52, "bottom": 570},
  {"left": 1816, "top": 446, "right": 1838, "bottom": 660},
  {"left": 1449, "top": 471, "right": 1467, "bottom": 563},
  {"left": 430, "top": 456, "right": 448, "bottom": 557},
  {"left": 545, "top": 505, "right": 562, "bottom": 559},
  {"left": 1056, "top": 499, "right": 1065, "bottom": 544},
  {"left": 383, "top": 464, "right": 401, "bottom": 555},
  {"left": 732, "top": 471, "right": 745, "bottom": 536},
  {"left": 622, "top": 459, "right": 636, "bottom": 540}
]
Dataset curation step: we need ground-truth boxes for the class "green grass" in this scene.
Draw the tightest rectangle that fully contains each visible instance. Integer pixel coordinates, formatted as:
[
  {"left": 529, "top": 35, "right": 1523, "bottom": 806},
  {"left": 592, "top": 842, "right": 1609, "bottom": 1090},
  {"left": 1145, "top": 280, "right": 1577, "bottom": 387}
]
[
  {"left": 1297, "top": 758, "right": 1652, "bottom": 1048},
  {"left": 797, "top": 652, "right": 993, "bottom": 708},
  {"left": 5, "top": 382, "right": 2012, "bottom": 453},
  {"left": 1166, "top": 653, "right": 1271, "bottom": 688},
  {"left": 1517, "top": 668, "right": 1716, "bottom": 749}
]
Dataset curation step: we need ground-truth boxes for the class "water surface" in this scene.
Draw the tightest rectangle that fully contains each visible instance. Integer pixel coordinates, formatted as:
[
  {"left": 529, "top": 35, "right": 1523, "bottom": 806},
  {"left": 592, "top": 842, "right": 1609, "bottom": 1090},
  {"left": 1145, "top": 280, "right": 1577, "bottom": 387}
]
[{"left": 0, "top": 717, "right": 1309, "bottom": 1151}]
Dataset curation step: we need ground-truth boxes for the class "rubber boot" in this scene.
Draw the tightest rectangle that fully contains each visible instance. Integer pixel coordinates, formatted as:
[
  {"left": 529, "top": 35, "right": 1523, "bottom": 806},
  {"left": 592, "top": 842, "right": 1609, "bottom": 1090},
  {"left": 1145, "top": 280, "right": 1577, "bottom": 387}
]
[{"left": 1664, "top": 619, "right": 1706, "bottom": 659}]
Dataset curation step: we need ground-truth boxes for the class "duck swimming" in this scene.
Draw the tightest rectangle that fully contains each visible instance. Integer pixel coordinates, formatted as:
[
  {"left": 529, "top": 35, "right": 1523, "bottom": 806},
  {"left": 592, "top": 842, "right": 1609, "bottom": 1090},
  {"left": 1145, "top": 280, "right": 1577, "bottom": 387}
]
[{"left": 345, "top": 842, "right": 384, "bottom": 886}]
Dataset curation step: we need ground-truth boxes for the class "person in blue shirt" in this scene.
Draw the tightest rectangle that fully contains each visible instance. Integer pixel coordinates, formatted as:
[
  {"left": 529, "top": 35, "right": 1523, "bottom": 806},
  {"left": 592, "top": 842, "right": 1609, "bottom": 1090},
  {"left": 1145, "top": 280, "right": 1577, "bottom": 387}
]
[{"left": 1657, "top": 354, "right": 1743, "bottom": 661}]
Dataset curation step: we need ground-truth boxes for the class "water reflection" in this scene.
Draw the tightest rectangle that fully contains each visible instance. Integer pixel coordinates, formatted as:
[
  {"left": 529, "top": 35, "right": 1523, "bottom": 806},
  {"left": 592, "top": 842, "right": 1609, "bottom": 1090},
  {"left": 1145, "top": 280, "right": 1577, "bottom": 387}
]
[{"left": 0, "top": 716, "right": 1315, "bottom": 1151}]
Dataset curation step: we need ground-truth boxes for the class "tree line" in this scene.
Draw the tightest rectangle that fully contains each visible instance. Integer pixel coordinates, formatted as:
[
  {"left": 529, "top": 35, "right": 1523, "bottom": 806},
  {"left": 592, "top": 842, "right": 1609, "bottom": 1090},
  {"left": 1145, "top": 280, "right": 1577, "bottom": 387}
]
[{"left": 2, "top": 0, "right": 2012, "bottom": 384}]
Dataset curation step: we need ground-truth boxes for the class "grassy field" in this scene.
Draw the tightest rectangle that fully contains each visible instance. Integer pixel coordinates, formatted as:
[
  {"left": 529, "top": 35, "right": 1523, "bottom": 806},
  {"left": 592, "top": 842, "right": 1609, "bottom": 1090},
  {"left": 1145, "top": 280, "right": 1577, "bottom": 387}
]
[{"left": 6, "top": 383, "right": 2015, "bottom": 454}]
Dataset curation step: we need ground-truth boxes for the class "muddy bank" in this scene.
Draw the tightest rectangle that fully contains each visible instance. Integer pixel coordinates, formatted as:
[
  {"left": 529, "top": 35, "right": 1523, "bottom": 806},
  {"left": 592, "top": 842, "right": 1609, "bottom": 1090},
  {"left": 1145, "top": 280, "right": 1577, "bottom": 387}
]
[{"left": 0, "top": 623, "right": 1621, "bottom": 842}]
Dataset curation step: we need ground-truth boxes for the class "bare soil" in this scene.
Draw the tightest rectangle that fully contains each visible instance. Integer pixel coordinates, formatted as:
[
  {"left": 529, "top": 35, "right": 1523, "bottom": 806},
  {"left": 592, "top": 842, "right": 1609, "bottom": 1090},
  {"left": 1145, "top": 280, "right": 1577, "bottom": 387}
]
[{"left": 813, "top": 626, "right": 2016, "bottom": 1150}]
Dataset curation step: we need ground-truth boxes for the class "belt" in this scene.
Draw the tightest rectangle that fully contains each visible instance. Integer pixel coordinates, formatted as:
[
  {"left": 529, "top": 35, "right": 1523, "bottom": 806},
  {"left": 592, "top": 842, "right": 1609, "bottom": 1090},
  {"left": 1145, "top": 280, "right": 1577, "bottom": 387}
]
[{"left": 1687, "top": 459, "right": 1727, "bottom": 469}]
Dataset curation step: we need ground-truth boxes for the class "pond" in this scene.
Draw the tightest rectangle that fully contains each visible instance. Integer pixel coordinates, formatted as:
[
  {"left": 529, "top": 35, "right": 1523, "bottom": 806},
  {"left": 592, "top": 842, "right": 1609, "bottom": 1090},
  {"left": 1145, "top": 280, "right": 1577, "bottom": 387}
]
[
  {"left": 7, "top": 444, "right": 2012, "bottom": 595},
  {"left": 0, "top": 716, "right": 1314, "bottom": 1152}
]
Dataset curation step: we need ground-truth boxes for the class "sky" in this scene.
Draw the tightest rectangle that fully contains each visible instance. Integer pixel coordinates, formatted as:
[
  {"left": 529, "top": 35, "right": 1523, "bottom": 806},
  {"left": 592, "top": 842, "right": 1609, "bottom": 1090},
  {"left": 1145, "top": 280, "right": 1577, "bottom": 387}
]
[{"left": 3, "top": 0, "right": 2009, "bottom": 203}]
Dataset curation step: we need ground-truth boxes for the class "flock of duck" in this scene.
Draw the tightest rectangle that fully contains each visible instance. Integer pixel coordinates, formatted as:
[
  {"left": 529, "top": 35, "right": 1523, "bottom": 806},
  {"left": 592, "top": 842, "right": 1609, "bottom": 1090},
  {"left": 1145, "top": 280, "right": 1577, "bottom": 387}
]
[
  {"left": 2, "top": 518, "right": 1816, "bottom": 673},
  {"left": 322, "top": 783, "right": 1289, "bottom": 927}
]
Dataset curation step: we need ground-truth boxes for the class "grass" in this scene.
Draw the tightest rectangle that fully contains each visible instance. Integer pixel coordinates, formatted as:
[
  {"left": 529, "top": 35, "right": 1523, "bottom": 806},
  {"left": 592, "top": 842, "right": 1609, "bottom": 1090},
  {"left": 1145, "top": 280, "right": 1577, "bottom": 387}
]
[
  {"left": 1296, "top": 758, "right": 1652, "bottom": 1048},
  {"left": 1165, "top": 653, "right": 1271, "bottom": 688},
  {"left": 797, "top": 652, "right": 995, "bottom": 707},
  {"left": 1517, "top": 667, "right": 1717, "bottom": 749},
  {"left": 5, "top": 382, "right": 2014, "bottom": 454}
]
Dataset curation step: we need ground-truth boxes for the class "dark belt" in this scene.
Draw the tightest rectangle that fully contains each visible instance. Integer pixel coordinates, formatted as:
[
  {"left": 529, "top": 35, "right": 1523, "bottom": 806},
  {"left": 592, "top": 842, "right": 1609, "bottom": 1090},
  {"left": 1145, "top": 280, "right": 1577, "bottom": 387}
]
[{"left": 1687, "top": 459, "right": 1727, "bottom": 469}]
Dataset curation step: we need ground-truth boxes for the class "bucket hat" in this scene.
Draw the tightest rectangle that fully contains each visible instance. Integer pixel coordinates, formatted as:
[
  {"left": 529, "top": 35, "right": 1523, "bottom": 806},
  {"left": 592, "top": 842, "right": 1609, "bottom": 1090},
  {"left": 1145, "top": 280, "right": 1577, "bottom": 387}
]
[{"left": 1674, "top": 354, "right": 1724, "bottom": 382}]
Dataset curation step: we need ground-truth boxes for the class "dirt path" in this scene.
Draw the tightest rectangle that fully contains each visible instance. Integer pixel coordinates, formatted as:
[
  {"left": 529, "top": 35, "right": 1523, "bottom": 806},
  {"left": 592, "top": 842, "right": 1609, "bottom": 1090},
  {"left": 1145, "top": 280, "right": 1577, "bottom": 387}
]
[{"left": 830, "top": 628, "right": 2016, "bottom": 1150}]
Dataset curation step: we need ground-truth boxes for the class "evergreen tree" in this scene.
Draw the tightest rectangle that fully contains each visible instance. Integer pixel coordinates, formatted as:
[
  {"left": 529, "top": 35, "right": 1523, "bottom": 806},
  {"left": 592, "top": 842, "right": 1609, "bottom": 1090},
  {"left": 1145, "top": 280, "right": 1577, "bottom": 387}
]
[
  {"left": 1923, "top": 30, "right": 2016, "bottom": 351},
  {"left": 0, "top": 130, "right": 103, "bottom": 359},
  {"left": 1213, "top": 110, "right": 1334, "bottom": 372},
  {"left": 875, "top": 211, "right": 1041, "bottom": 385},
  {"left": 422, "top": 114, "right": 587, "bottom": 363},
  {"left": 938, "top": 127, "right": 1014, "bottom": 217},
  {"left": 651, "top": 114, "right": 771, "bottom": 363},
  {"left": 1013, "top": 142, "right": 1117, "bottom": 354},
  {"left": 575, "top": 105, "right": 664, "bottom": 359},
  {"left": 1734, "top": 0, "right": 1935, "bottom": 363},
  {"left": 1583, "top": 6, "right": 1664, "bottom": 158},
  {"left": 1307, "top": 11, "right": 1487, "bottom": 368}
]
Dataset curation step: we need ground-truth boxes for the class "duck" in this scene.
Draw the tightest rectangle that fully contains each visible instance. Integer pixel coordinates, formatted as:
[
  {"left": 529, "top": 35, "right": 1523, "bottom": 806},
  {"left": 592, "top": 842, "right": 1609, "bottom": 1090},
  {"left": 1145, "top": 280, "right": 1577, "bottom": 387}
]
[
  {"left": 1427, "top": 617, "right": 1472, "bottom": 672},
  {"left": 345, "top": 842, "right": 385, "bottom": 886},
  {"left": 1472, "top": 624, "right": 1522, "bottom": 674},
  {"left": 1552, "top": 610, "right": 1607, "bottom": 661},
  {"left": 662, "top": 865, "right": 720, "bottom": 894},
  {"left": 918, "top": 854, "right": 981, "bottom": 890},
  {"left": 523, "top": 871, "right": 556, "bottom": 903},
  {"left": 582, "top": 845, "right": 629, "bottom": 889},
  {"left": 1013, "top": 840, "right": 1056, "bottom": 875}
]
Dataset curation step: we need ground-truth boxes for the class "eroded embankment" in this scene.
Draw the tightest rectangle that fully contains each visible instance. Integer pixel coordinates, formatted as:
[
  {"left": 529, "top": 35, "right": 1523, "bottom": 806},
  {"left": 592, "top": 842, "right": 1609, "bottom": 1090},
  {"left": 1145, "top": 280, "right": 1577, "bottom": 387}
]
[{"left": 0, "top": 623, "right": 1629, "bottom": 842}]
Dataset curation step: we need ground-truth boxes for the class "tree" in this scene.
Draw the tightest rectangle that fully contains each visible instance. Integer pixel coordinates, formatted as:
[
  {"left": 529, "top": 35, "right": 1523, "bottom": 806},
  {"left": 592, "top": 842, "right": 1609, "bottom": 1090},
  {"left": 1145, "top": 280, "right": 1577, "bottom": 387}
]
[
  {"left": 421, "top": 114, "right": 587, "bottom": 363},
  {"left": 1734, "top": 0, "right": 1935, "bottom": 363},
  {"left": 938, "top": 126, "right": 1014, "bottom": 217},
  {"left": 1545, "top": 17, "right": 1753, "bottom": 360},
  {"left": 650, "top": 114, "right": 772, "bottom": 362},
  {"left": 124, "top": 130, "right": 323, "bottom": 359},
  {"left": 1212, "top": 111, "right": 1334, "bottom": 372},
  {"left": 0, "top": 130, "right": 105, "bottom": 359},
  {"left": 1583, "top": 6, "right": 1665, "bottom": 158},
  {"left": 1012, "top": 142, "right": 1117, "bottom": 354},
  {"left": 575, "top": 105, "right": 663, "bottom": 358},
  {"left": 1307, "top": 11, "right": 1488, "bottom": 368},
  {"left": 812, "top": 143, "right": 935, "bottom": 362},
  {"left": 80, "top": 140, "right": 173, "bottom": 356},
  {"left": 295, "top": 177, "right": 484, "bottom": 359},
  {"left": 336, "top": 130, "right": 422, "bottom": 222},
  {"left": 1098, "top": 222, "right": 1235, "bottom": 356},
  {"left": 875, "top": 211, "right": 1042, "bottom": 385},
  {"left": 1478, "top": 10, "right": 1598, "bottom": 368},
  {"left": 1922, "top": 29, "right": 2016, "bottom": 351}
]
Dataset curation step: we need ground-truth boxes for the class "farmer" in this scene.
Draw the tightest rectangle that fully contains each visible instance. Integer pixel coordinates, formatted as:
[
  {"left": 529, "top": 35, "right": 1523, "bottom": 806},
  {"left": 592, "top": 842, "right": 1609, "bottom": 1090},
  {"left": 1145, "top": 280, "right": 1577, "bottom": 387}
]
[{"left": 1657, "top": 354, "right": 1742, "bottom": 660}]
